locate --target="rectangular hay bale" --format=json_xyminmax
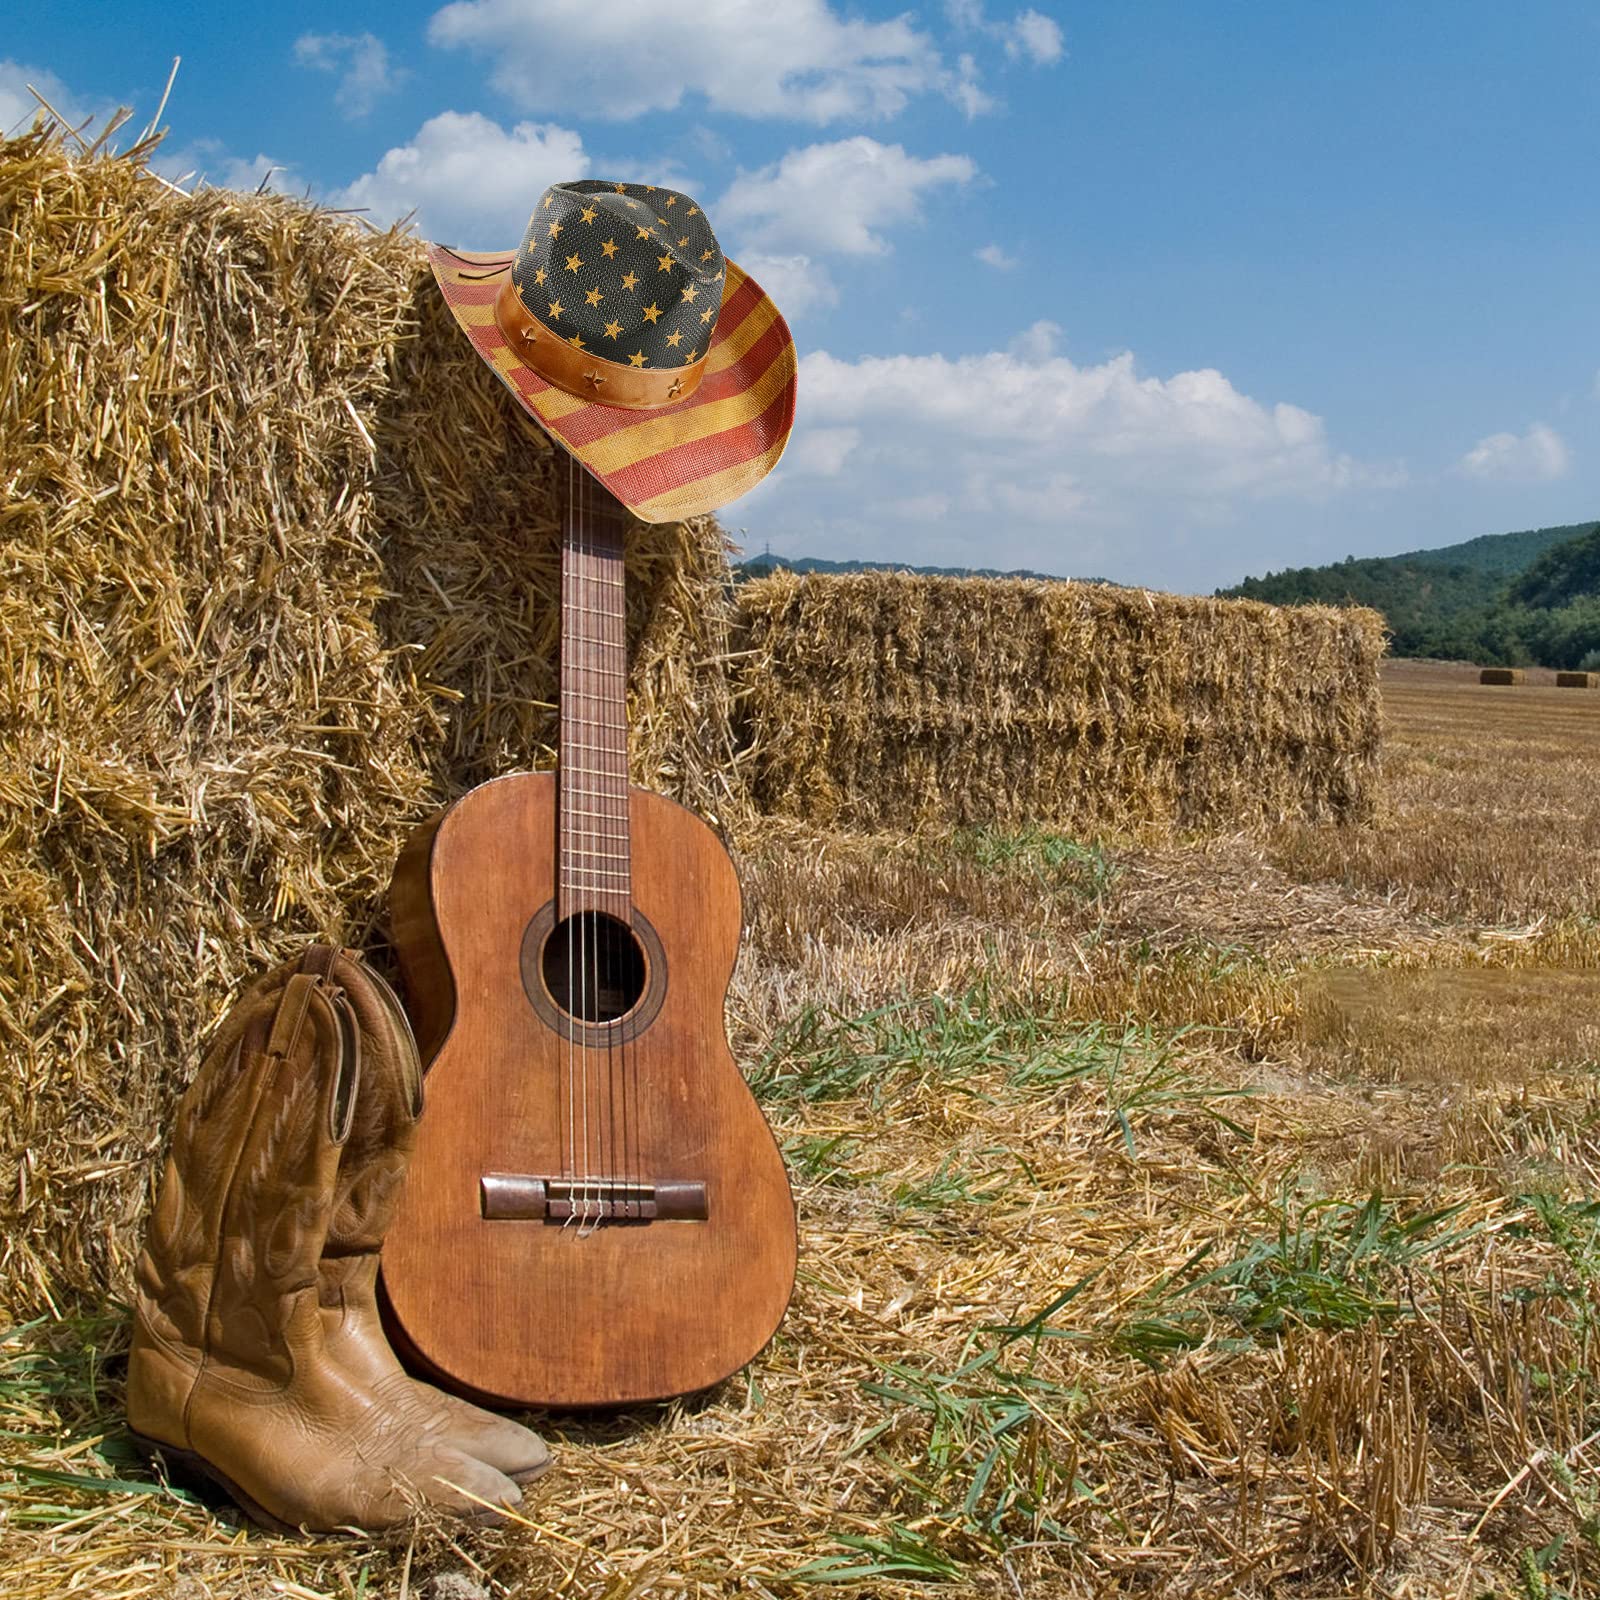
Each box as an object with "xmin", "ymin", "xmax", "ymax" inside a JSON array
[
  {"xmin": 1479, "ymin": 668, "xmax": 1525, "ymax": 685},
  {"xmin": 0, "ymin": 131, "xmax": 740, "ymax": 1320},
  {"xmin": 734, "ymin": 571, "xmax": 1384, "ymax": 836},
  {"xmin": 1556, "ymin": 671, "xmax": 1597, "ymax": 688}
]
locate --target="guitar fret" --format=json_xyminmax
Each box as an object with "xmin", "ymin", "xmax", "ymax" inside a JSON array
[
  {"xmin": 561, "ymin": 603, "xmax": 628, "ymax": 620},
  {"xmin": 559, "ymin": 514, "xmax": 632, "ymax": 921}
]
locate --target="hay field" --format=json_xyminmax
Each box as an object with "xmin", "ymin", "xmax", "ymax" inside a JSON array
[{"xmin": 6, "ymin": 663, "xmax": 1600, "ymax": 1599}]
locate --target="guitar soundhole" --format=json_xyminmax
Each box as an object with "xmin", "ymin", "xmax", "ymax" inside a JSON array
[
  {"xmin": 541, "ymin": 912, "xmax": 646, "ymax": 1023},
  {"xmin": 520, "ymin": 901, "xmax": 668, "ymax": 1045}
]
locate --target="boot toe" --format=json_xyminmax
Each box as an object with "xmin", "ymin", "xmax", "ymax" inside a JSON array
[
  {"xmin": 413, "ymin": 1446, "xmax": 526, "ymax": 1520},
  {"xmin": 439, "ymin": 1393, "xmax": 553, "ymax": 1484}
]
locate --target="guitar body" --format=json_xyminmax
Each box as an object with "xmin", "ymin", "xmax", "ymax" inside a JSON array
[{"xmin": 382, "ymin": 771, "xmax": 796, "ymax": 1408}]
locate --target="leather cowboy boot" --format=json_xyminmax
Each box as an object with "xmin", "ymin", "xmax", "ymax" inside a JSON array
[
  {"xmin": 312, "ymin": 947, "xmax": 552, "ymax": 1485},
  {"xmin": 127, "ymin": 966, "xmax": 525, "ymax": 1531}
]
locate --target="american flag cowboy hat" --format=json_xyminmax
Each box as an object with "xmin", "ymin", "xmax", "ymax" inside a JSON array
[{"xmin": 429, "ymin": 179, "xmax": 797, "ymax": 521}]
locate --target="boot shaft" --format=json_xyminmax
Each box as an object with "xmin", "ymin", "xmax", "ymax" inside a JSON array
[
  {"xmin": 320, "ymin": 951, "xmax": 422, "ymax": 1262},
  {"xmin": 136, "ymin": 969, "xmax": 358, "ymax": 1379}
]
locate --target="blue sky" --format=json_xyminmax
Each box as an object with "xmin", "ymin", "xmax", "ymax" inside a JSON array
[{"xmin": 6, "ymin": 2, "xmax": 1597, "ymax": 593}]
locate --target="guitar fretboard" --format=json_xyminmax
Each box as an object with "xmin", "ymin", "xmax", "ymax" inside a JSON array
[{"xmin": 558, "ymin": 490, "xmax": 631, "ymax": 920}]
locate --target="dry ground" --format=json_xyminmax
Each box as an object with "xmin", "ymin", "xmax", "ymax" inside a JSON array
[{"xmin": 5, "ymin": 660, "xmax": 1600, "ymax": 1598}]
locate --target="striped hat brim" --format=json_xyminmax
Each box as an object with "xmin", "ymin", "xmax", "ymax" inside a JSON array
[{"xmin": 428, "ymin": 245, "xmax": 797, "ymax": 523}]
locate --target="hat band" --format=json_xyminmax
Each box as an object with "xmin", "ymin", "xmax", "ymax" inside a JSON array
[{"xmin": 493, "ymin": 281, "xmax": 709, "ymax": 411}]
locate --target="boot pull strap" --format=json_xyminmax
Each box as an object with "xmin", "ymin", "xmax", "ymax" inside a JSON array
[
  {"xmin": 298, "ymin": 943, "xmax": 340, "ymax": 981},
  {"xmin": 266, "ymin": 972, "xmax": 318, "ymax": 1059}
]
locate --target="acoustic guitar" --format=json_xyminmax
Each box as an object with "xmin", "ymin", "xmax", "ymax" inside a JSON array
[{"xmin": 380, "ymin": 471, "xmax": 796, "ymax": 1408}]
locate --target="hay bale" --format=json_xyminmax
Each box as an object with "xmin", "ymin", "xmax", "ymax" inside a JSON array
[
  {"xmin": 1479, "ymin": 668, "xmax": 1525, "ymax": 686},
  {"xmin": 734, "ymin": 572, "xmax": 1384, "ymax": 834},
  {"xmin": 1555, "ymin": 671, "xmax": 1597, "ymax": 688},
  {"xmin": 0, "ymin": 131, "xmax": 737, "ymax": 1318}
]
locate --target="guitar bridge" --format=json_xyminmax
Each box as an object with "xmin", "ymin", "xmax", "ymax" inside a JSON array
[{"xmin": 480, "ymin": 1172, "xmax": 709, "ymax": 1224}]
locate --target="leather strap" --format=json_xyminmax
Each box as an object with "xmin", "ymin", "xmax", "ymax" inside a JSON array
[
  {"xmin": 494, "ymin": 280, "xmax": 708, "ymax": 411},
  {"xmin": 298, "ymin": 944, "xmax": 340, "ymax": 980},
  {"xmin": 267, "ymin": 973, "xmax": 318, "ymax": 1059}
]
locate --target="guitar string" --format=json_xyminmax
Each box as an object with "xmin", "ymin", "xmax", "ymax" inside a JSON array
[
  {"xmin": 604, "ymin": 470, "xmax": 622, "ymax": 1224},
  {"xmin": 580, "ymin": 455, "xmax": 598, "ymax": 1235},
  {"xmin": 561, "ymin": 471, "xmax": 637, "ymax": 1230},
  {"xmin": 591, "ymin": 464, "xmax": 608, "ymax": 1233},
  {"xmin": 569, "ymin": 448, "xmax": 582, "ymax": 1222},
  {"xmin": 608, "ymin": 482, "xmax": 628, "ymax": 1222},
  {"xmin": 614, "ymin": 502, "xmax": 635, "ymax": 1220}
]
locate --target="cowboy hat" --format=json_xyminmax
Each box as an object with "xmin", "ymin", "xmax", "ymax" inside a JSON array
[{"xmin": 429, "ymin": 179, "xmax": 797, "ymax": 522}]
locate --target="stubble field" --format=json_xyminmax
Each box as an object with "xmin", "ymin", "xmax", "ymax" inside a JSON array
[{"xmin": 4, "ymin": 659, "xmax": 1600, "ymax": 1599}]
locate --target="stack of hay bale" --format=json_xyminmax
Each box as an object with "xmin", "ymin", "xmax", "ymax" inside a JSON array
[
  {"xmin": 0, "ymin": 131, "xmax": 737, "ymax": 1318},
  {"xmin": 737, "ymin": 571, "xmax": 1383, "ymax": 833},
  {"xmin": 0, "ymin": 131, "xmax": 1384, "ymax": 1322}
]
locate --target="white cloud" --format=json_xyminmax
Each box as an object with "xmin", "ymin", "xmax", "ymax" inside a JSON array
[
  {"xmin": 754, "ymin": 323, "xmax": 1391, "ymax": 579},
  {"xmin": 428, "ymin": 0, "xmax": 971, "ymax": 122},
  {"xmin": 789, "ymin": 427, "xmax": 861, "ymax": 479},
  {"xmin": 137, "ymin": 137, "xmax": 302, "ymax": 196},
  {"xmin": 976, "ymin": 242, "xmax": 1018, "ymax": 270},
  {"xmin": 718, "ymin": 138, "xmax": 977, "ymax": 257},
  {"xmin": 1005, "ymin": 9, "xmax": 1065, "ymax": 65},
  {"xmin": 943, "ymin": 3, "xmax": 1065, "ymax": 66},
  {"xmin": 948, "ymin": 53, "xmax": 995, "ymax": 118},
  {"xmin": 1457, "ymin": 422, "xmax": 1570, "ymax": 483},
  {"xmin": 795, "ymin": 325, "xmax": 1356, "ymax": 499},
  {"xmin": 590, "ymin": 153, "xmax": 698, "ymax": 195},
  {"xmin": 1007, "ymin": 319, "xmax": 1060, "ymax": 362},
  {"xmin": 0, "ymin": 59, "xmax": 106, "ymax": 139},
  {"xmin": 294, "ymin": 32, "xmax": 407, "ymax": 119},
  {"xmin": 326, "ymin": 111, "xmax": 588, "ymax": 241},
  {"xmin": 213, "ymin": 153, "xmax": 302, "ymax": 195},
  {"xmin": 734, "ymin": 252, "xmax": 839, "ymax": 321}
]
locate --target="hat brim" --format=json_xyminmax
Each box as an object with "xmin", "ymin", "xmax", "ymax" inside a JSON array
[{"xmin": 428, "ymin": 244, "xmax": 796, "ymax": 523}]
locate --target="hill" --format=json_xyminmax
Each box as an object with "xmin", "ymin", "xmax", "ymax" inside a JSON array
[
  {"xmin": 1508, "ymin": 523, "xmax": 1600, "ymax": 609},
  {"xmin": 1390, "ymin": 521, "xmax": 1586, "ymax": 577},
  {"xmin": 1219, "ymin": 519, "xmax": 1600, "ymax": 666}
]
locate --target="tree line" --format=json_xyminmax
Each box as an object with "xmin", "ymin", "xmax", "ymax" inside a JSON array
[{"xmin": 1219, "ymin": 521, "xmax": 1600, "ymax": 668}]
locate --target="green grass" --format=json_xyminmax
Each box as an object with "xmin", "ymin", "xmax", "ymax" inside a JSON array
[
  {"xmin": 947, "ymin": 826, "xmax": 1120, "ymax": 901},
  {"xmin": 887, "ymin": 1149, "xmax": 1027, "ymax": 1212},
  {"xmin": 796, "ymin": 1275, "xmax": 1115, "ymax": 1585},
  {"xmin": 1107, "ymin": 1186, "xmax": 1481, "ymax": 1362},
  {"xmin": 0, "ymin": 1311, "xmax": 202, "ymax": 1527},
  {"xmin": 784, "ymin": 1523, "xmax": 967, "ymax": 1584},
  {"xmin": 752, "ymin": 983, "xmax": 1199, "ymax": 1109}
]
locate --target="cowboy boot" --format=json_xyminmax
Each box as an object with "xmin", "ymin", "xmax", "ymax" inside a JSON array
[
  {"xmin": 314, "ymin": 948, "xmax": 552, "ymax": 1485},
  {"xmin": 127, "ymin": 967, "xmax": 526, "ymax": 1531}
]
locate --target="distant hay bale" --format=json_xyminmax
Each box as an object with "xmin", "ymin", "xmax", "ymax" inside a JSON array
[
  {"xmin": 1555, "ymin": 671, "xmax": 1597, "ymax": 688},
  {"xmin": 1479, "ymin": 668, "xmax": 1525, "ymax": 686},
  {"xmin": 734, "ymin": 572, "xmax": 1384, "ymax": 835},
  {"xmin": 0, "ymin": 131, "xmax": 737, "ymax": 1319}
]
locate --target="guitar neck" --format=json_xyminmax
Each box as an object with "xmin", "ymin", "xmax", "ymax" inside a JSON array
[{"xmin": 557, "ymin": 472, "xmax": 632, "ymax": 922}]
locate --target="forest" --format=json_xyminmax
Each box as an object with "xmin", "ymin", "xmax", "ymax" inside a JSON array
[{"xmin": 1220, "ymin": 519, "xmax": 1600, "ymax": 666}]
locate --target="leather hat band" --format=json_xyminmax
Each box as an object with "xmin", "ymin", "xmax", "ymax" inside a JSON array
[{"xmin": 494, "ymin": 280, "xmax": 708, "ymax": 411}]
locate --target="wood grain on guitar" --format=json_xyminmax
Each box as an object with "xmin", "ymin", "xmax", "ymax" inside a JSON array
[{"xmin": 381, "ymin": 470, "xmax": 796, "ymax": 1409}]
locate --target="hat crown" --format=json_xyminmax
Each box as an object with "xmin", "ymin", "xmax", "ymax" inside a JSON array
[{"xmin": 510, "ymin": 181, "xmax": 726, "ymax": 375}]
